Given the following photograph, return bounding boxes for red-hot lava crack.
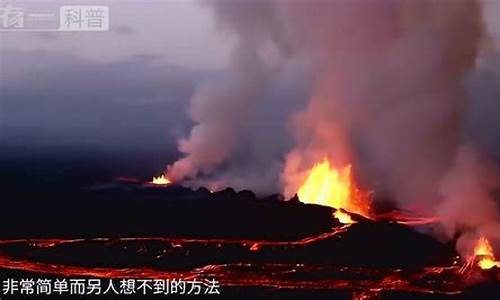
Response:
[0,222,498,297]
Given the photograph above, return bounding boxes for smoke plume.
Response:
[169,0,500,255]
[167,1,287,182]
[438,145,500,256]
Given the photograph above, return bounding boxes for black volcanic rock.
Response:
[0,182,335,240]
[289,194,301,203]
[261,193,285,202]
[0,221,455,270]
[0,180,457,268]
[237,190,256,201]
[195,187,211,195]
[213,187,237,200]
[307,222,455,267]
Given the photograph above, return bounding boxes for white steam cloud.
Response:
[167,1,287,183]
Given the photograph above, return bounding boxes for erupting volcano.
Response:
[3,0,500,299]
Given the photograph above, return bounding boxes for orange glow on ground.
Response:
[333,210,357,224]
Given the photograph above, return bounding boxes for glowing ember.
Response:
[473,237,499,270]
[150,175,171,185]
[478,258,499,270]
[333,210,356,224]
[297,158,370,218]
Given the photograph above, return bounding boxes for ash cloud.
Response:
[166,1,291,184]
[168,0,500,254]
[438,145,500,256]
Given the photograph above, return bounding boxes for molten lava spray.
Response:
[296,158,370,218]
[472,237,500,270]
[150,175,171,185]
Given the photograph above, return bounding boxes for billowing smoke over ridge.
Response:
[168,0,500,255]
[167,1,288,182]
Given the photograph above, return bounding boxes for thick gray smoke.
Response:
[438,145,500,256]
[167,1,289,186]
[169,0,500,256]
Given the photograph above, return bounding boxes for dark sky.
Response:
[0,1,307,183]
[1,50,202,153]
[0,1,231,177]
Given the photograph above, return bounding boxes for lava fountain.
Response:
[297,158,371,221]
[473,237,500,270]
[150,175,171,185]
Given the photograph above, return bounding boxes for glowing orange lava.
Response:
[333,210,356,224]
[150,175,171,185]
[297,158,370,218]
[473,237,500,270]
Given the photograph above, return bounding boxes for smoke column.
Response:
[169,0,500,254]
[167,2,287,182]
[280,0,483,204]
[438,145,500,256]
[277,0,499,256]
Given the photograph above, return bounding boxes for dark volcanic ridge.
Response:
[1,179,500,299]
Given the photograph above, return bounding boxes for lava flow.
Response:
[297,158,371,223]
[0,236,472,298]
[333,209,356,224]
